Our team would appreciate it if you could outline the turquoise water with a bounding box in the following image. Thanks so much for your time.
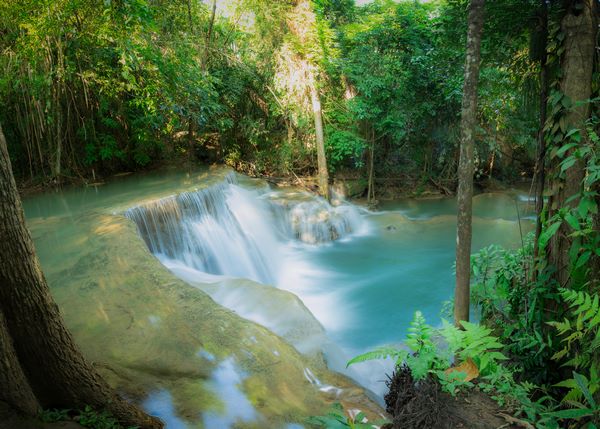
[23,169,534,403]
[291,194,533,352]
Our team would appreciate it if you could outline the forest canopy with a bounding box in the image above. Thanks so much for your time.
[1,0,543,187]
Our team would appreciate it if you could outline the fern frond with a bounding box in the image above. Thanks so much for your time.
[346,346,407,367]
[547,318,572,335]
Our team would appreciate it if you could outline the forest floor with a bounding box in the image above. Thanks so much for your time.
[440,390,523,429]
[383,386,524,429]
[383,366,526,429]
[0,402,83,429]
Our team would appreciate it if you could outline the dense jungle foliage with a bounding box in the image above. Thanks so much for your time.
[1,0,541,188]
[1,0,599,428]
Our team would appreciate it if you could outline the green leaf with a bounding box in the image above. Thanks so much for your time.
[539,221,562,249]
[347,346,406,367]
[560,95,572,108]
[563,128,581,142]
[547,407,593,419]
[554,379,578,389]
[579,198,598,218]
[573,372,596,408]
[556,142,578,157]
[575,250,592,269]
[561,156,577,173]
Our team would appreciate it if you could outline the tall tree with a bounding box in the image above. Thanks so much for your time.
[0,123,162,428]
[533,0,549,263]
[546,0,597,288]
[310,72,330,201]
[454,0,485,326]
[272,0,331,200]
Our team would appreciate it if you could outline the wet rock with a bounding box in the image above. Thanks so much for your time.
[44,215,383,428]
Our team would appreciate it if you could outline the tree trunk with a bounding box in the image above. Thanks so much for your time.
[310,78,329,201]
[187,0,196,166]
[454,0,485,327]
[0,123,163,428]
[186,0,194,35]
[547,0,596,287]
[188,118,195,165]
[533,0,549,264]
[0,309,40,415]
[203,0,217,70]
[367,126,375,204]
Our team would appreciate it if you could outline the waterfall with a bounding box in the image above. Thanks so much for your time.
[124,173,366,285]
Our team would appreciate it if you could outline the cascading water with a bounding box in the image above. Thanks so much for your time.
[124,173,382,398]
[124,173,366,285]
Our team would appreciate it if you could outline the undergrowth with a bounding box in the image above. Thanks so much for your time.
[40,406,138,429]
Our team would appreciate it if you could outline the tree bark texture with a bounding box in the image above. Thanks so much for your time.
[310,79,330,201]
[454,0,485,326]
[0,123,163,428]
[547,0,596,287]
[533,0,549,264]
[0,309,40,415]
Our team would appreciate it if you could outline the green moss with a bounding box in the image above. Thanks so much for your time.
[29,180,383,427]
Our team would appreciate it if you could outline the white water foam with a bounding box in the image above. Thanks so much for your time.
[125,174,385,399]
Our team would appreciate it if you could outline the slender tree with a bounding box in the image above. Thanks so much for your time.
[454,0,485,327]
[273,0,331,200]
[310,73,330,201]
[367,126,375,204]
[0,123,162,428]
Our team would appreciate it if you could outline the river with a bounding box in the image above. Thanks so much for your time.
[23,167,534,428]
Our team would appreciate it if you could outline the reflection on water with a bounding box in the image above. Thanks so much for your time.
[202,358,259,429]
[143,390,188,429]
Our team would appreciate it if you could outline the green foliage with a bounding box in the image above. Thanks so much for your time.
[0,0,273,178]
[40,406,137,429]
[350,311,510,396]
[436,370,473,397]
[306,402,387,429]
[40,408,71,423]
[543,114,600,280]
[480,367,559,428]
[348,310,560,426]
[466,51,599,421]
[549,289,600,405]
[471,235,556,384]
[548,372,600,426]
[78,406,137,429]
[0,0,543,184]
[441,320,507,375]
[325,127,366,171]
[347,311,444,381]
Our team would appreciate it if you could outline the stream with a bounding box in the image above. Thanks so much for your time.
[23,168,534,428]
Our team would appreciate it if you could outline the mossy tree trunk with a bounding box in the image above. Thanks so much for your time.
[454,0,485,327]
[546,0,597,287]
[533,0,549,264]
[0,122,163,428]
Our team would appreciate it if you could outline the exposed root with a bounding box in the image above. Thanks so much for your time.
[385,365,446,429]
